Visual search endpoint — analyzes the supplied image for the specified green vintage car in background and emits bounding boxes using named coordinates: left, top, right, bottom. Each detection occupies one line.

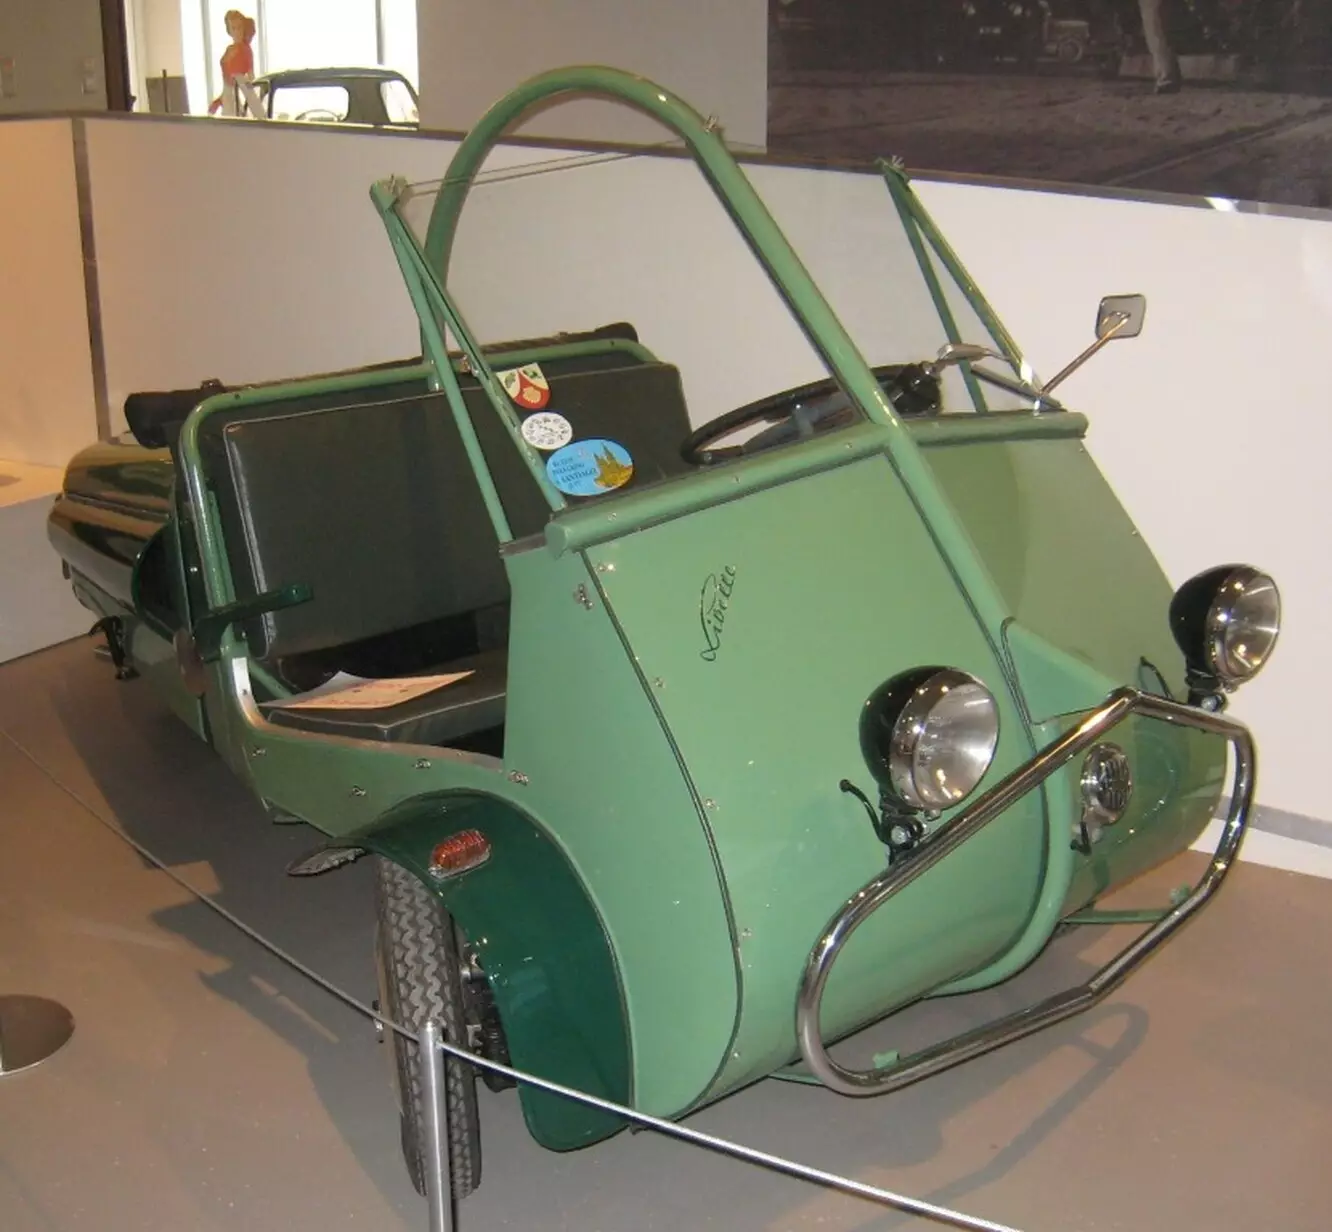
left=47, top=66, right=1279, bottom=1200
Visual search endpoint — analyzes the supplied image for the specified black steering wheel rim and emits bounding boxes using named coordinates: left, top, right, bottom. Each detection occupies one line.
left=680, top=364, right=941, bottom=466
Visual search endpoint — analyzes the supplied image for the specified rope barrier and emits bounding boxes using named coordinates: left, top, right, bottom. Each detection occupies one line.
left=6, top=727, right=1033, bottom=1232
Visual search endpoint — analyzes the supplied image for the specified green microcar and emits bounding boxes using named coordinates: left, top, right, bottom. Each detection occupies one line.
left=47, top=66, right=1279, bottom=1199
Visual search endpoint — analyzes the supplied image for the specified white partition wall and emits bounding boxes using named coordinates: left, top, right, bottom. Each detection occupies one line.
left=83, top=119, right=461, bottom=433
left=0, top=119, right=98, bottom=466
left=416, top=0, right=769, bottom=148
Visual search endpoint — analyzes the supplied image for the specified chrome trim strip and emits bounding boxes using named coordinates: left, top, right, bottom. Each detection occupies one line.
left=795, top=686, right=1255, bottom=1096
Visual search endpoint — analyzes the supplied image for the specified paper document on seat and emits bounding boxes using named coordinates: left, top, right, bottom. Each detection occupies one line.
left=269, top=670, right=475, bottom=711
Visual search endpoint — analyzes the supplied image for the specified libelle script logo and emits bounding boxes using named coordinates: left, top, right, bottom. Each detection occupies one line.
left=699, top=566, right=737, bottom=663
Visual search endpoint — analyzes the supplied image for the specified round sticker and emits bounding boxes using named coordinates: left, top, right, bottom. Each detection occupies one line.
left=545, top=439, right=635, bottom=497
left=520, top=411, right=573, bottom=452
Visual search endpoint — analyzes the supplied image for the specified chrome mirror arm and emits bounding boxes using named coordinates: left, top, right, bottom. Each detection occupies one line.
left=1040, top=311, right=1130, bottom=396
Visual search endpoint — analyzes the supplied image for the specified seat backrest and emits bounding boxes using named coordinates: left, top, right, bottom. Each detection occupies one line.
left=200, top=359, right=692, bottom=662
left=463, top=359, right=694, bottom=541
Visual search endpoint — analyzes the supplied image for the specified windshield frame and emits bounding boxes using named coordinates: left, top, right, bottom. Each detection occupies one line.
left=369, top=66, right=1033, bottom=595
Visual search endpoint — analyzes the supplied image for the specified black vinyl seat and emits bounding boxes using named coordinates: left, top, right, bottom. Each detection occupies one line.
left=196, top=339, right=692, bottom=749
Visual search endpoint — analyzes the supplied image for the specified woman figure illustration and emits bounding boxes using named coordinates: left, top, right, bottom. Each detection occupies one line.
left=209, top=10, right=256, bottom=115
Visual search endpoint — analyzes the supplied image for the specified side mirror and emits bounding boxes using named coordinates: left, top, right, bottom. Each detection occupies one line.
left=1042, top=292, right=1149, bottom=397
left=1095, top=293, right=1147, bottom=341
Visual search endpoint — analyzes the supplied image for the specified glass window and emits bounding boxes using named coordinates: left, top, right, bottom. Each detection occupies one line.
left=757, top=166, right=1036, bottom=415
left=262, top=0, right=378, bottom=74
left=268, top=83, right=350, bottom=122
left=190, top=0, right=416, bottom=117
left=381, top=78, right=419, bottom=125
left=393, top=146, right=844, bottom=510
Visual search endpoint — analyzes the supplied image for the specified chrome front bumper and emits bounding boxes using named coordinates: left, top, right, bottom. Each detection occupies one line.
left=795, top=686, right=1255, bottom=1096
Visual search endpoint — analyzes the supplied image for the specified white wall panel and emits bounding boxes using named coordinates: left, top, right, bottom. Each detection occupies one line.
left=84, top=119, right=461, bottom=431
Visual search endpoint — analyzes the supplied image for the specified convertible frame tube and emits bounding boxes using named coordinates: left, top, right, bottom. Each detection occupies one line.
left=795, top=687, right=1255, bottom=1096
left=415, top=65, right=1023, bottom=642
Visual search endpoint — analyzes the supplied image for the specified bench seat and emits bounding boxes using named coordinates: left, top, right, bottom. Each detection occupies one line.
left=261, top=648, right=507, bottom=747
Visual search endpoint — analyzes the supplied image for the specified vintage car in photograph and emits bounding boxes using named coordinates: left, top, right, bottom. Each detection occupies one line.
left=771, top=0, right=1125, bottom=72
left=250, top=65, right=419, bottom=127
left=46, top=66, right=1278, bottom=1201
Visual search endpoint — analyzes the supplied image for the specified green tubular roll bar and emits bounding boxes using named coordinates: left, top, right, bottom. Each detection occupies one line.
left=384, top=66, right=1018, bottom=626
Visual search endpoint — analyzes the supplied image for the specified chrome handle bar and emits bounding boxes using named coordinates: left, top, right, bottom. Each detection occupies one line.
left=795, top=686, right=1256, bottom=1096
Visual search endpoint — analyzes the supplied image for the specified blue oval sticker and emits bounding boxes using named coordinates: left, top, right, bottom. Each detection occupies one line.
left=545, top=439, right=635, bottom=497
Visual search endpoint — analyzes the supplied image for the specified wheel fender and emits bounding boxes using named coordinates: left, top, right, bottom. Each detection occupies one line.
left=350, top=790, right=630, bottom=1152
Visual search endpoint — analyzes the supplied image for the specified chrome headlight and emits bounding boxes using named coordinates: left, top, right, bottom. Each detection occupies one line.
left=1080, top=743, right=1133, bottom=829
left=860, top=668, right=1000, bottom=812
left=1170, top=565, right=1281, bottom=688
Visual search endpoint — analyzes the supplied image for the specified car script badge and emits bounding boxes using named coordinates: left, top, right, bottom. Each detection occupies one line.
left=497, top=362, right=551, bottom=409
left=546, top=439, right=634, bottom=497
left=699, top=566, right=737, bottom=663
left=521, top=411, right=573, bottom=452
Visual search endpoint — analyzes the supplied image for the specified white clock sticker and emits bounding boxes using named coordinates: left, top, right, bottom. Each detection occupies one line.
left=520, top=412, right=574, bottom=452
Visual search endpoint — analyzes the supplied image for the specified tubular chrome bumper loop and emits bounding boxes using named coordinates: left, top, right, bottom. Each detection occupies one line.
left=796, top=686, right=1256, bottom=1097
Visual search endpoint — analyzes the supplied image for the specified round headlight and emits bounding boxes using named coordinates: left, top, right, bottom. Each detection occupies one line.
left=1080, top=743, right=1133, bottom=830
left=1170, top=565, right=1281, bottom=687
left=860, top=668, right=1000, bottom=812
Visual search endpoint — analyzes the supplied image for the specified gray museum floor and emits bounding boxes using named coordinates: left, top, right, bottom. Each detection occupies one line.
left=2, top=637, right=1328, bottom=1232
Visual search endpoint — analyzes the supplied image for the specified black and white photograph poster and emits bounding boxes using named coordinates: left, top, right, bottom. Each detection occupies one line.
left=768, top=0, right=1332, bottom=209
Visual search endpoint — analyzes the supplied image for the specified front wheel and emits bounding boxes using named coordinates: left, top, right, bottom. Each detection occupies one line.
left=374, top=858, right=482, bottom=1198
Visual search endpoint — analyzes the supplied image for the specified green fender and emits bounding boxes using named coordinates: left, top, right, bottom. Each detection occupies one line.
left=350, top=791, right=630, bottom=1152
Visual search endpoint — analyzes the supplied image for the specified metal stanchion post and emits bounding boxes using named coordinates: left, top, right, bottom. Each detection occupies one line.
left=418, top=1020, right=455, bottom=1232
left=0, top=996, right=75, bottom=1076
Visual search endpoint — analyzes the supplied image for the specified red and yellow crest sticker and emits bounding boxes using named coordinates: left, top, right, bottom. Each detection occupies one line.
left=497, top=362, right=551, bottom=410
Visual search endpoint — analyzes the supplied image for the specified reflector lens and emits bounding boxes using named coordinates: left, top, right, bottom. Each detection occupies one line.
left=428, top=829, right=492, bottom=880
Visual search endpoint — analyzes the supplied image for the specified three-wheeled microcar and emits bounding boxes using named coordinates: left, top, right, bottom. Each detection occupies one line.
left=47, top=66, right=1280, bottom=1199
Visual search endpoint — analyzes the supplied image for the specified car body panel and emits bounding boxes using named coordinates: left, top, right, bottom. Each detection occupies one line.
left=582, top=450, right=1049, bottom=1094
left=499, top=545, right=741, bottom=1118
left=354, top=791, right=632, bottom=1151
left=918, top=421, right=1190, bottom=714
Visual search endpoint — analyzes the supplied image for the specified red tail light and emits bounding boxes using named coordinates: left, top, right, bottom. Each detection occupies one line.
left=428, top=829, right=491, bottom=880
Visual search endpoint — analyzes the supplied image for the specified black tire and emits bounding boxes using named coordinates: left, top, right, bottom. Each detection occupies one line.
left=374, top=857, right=482, bottom=1199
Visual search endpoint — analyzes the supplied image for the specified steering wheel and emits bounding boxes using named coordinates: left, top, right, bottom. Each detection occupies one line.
left=295, top=108, right=341, bottom=123
left=681, top=363, right=941, bottom=466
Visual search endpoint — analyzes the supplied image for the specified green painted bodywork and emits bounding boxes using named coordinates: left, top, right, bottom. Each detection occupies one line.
left=46, top=65, right=1236, bottom=1154
left=352, top=792, right=631, bottom=1150
left=581, top=452, right=1045, bottom=1093
left=917, top=419, right=1189, bottom=712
